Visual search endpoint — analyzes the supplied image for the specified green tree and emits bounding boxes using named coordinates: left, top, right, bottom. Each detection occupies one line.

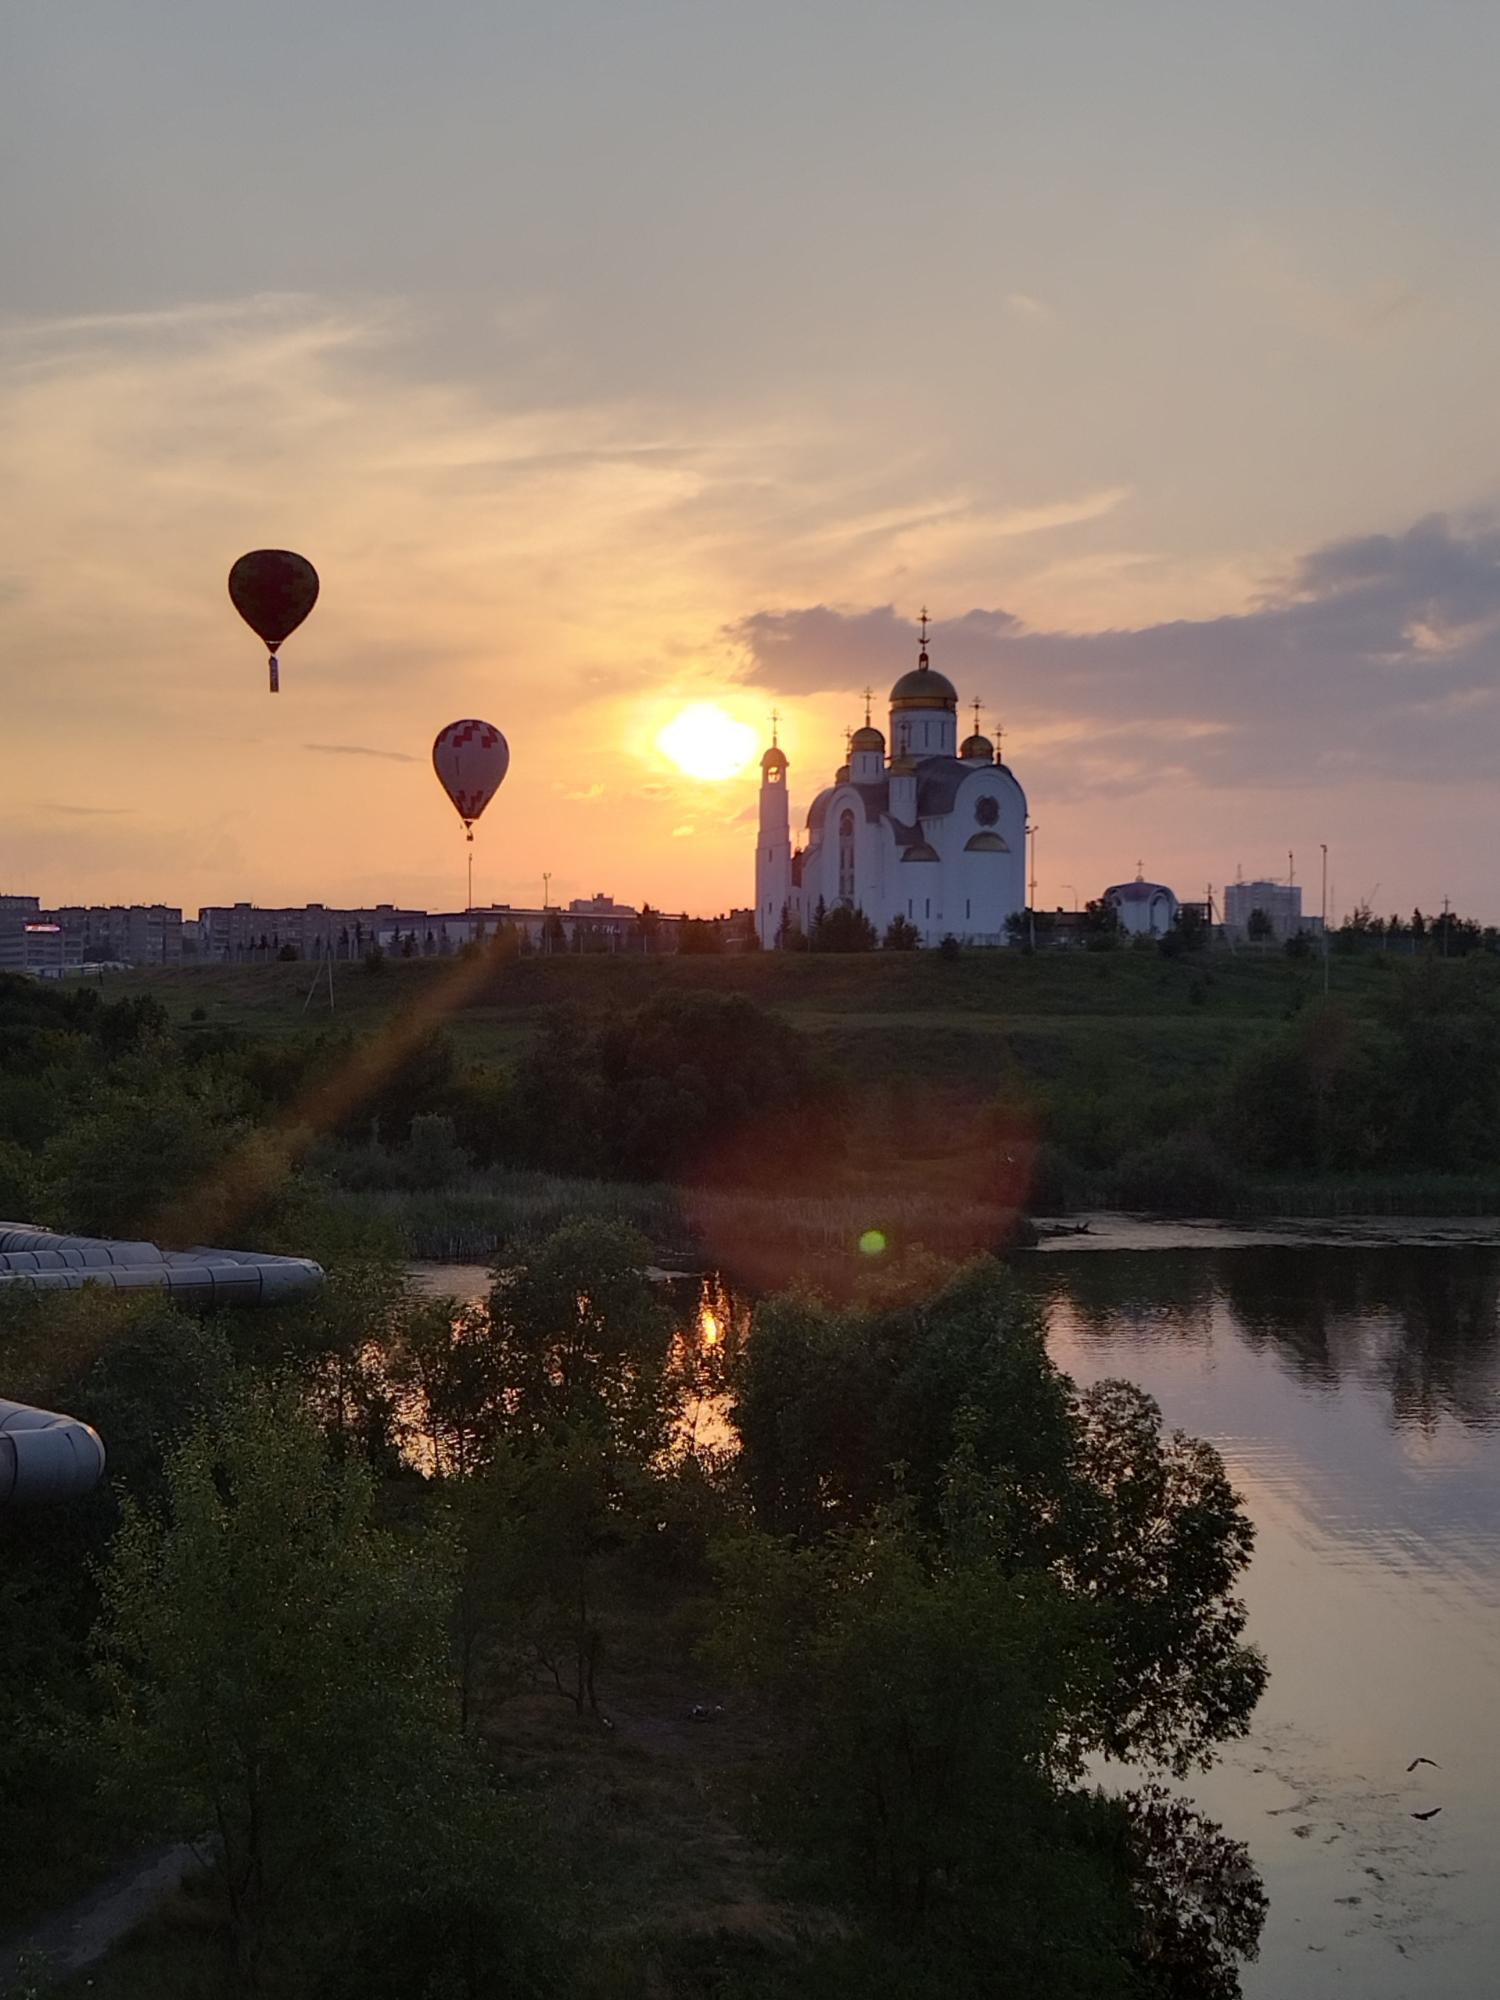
left=1245, top=907, right=1273, bottom=942
left=678, top=917, right=726, bottom=954
left=811, top=904, right=878, bottom=951
left=486, top=1218, right=677, bottom=1460
left=883, top=914, right=921, bottom=950
left=95, top=1386, right=550, bottom=1993
left=731, top=1262, right=1265, bottom=1776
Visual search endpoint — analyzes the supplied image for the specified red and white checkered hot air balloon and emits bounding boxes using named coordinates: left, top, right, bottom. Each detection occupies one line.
left=432, top=719, right=510, bottom=842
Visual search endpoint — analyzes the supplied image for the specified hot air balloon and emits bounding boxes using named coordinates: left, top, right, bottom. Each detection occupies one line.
left=228, top=550, right=319, bottom=694
left=433, top=719, right=510, bottom=907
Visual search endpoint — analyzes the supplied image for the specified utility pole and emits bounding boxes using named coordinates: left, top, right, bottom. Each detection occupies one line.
left=1027, top=821, right=1039, bottom=949
left=1321, top=843, right=1329, bottom=995
left=542, top=872, right=551, bottom=956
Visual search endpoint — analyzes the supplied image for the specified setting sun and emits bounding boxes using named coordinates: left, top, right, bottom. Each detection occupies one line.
left=656, top=704, right=757, bottom=782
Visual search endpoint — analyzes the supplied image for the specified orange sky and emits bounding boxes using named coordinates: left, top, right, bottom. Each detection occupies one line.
left=9, top=5, right=1500, bottom=920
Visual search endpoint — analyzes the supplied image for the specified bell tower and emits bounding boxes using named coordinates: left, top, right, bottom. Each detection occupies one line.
left=755, top=713, right=792, bottom=948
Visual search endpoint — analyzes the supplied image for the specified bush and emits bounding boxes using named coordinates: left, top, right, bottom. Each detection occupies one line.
left=1108, top=1133, right=1246, bottom=1215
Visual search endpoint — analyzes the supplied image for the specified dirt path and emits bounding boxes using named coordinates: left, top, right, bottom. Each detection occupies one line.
left=0, top=1842, right=207, bottom=1993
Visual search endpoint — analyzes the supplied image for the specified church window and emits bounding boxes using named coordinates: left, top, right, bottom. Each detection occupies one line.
left=975, top=796, right=999, bottom=827
left=838, top=809, right=856, bottom=906
left=925, top=898, right=931, bottom=919
left=966, top=899, right=971, bottom=919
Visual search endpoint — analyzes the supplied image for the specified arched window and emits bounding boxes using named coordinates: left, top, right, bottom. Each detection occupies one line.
left=838, top=809, right=856, bottom=906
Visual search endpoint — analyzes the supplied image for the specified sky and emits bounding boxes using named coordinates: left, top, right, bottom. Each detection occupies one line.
left=6, top=0, right=1500, bottom=920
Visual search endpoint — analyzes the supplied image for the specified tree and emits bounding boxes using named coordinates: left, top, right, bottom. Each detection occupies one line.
left=883, top=914, right=920, bottom=950
left=711, top=1504, right=1120, bottom=1960
left=812, top=904, right=877, bottom=952
left=455, top=1421, right=627, bottom=1727
left=677, top=917, right=725, bottom=954
left=711, top=1492, right=1265, bottom=1996
left=730, top=1261, right=1265, bottom=1775
left=1159, top=904, right=1208, bottom=958
left=486, top=1218, right=677, bottom=1460
left=1080, top=898, right=1121, bottom=950
left=1245, top=908, right=1273, bottom=942
left=93, top=1387, right=532, bottom=1992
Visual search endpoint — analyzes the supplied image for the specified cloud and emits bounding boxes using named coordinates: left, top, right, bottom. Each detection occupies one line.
left=306, top=742, right=418, bottom=764
left=1005, top=292, right=1052, bottom=321
left=35, top=803, right=133, bottom=817
left=671, top=824, right=695, bottom=838
left=558, top=782, right=605, bottom=801
left=728, top=514, right=1500, bottom=792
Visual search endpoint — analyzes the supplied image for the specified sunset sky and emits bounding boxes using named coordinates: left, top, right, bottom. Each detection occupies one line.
left=7, top=1, right=1500, bottom=919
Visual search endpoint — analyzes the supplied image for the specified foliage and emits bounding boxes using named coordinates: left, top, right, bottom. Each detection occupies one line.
left=94, top=1385, right=556, bottom=1994
left=882, top=914, right=920, bottom=950
left=731, top=1260, right=1266, bottom=1775
left=810, top=904, right=877, bottom=952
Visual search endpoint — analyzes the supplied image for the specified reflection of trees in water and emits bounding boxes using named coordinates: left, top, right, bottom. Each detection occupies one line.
left=1026, top=1254, right=1219, bottom=1355
left=1035, top=1247, right=1500, bottom=1431
left=1220, top=1247, right=1500, bottom=1430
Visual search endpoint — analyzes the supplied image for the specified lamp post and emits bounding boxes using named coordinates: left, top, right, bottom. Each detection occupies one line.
left=1027, top=821, right=1039, bottom=950
left=1320, top=844, right=1328, bottom=994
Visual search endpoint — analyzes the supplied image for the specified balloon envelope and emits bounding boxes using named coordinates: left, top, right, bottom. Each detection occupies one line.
left=433, top=719, right=510, bottom=829
left=228, top=550, right=319, bottom=650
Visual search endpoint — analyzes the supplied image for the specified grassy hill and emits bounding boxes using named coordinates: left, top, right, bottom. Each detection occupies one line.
left=75, top=943, right=1380, bottom=1080
left=56, top=945, right=1500, bottom=1228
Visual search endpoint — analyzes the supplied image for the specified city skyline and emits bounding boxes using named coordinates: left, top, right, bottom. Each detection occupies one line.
left=8, top=4, right=1500, bottom=916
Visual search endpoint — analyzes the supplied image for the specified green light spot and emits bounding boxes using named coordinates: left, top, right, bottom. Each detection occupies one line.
left=858, top=1229, right=887, bottom=1257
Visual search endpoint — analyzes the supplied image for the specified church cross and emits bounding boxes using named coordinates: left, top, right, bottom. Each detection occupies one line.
left=770, top=707, right=780, bottom=747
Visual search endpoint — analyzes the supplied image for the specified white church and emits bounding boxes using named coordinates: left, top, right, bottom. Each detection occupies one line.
left=754, top=618, right=1029, bottom=948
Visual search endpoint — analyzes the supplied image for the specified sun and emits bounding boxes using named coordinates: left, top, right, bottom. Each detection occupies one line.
left=656, top=703, right=758, bottom=781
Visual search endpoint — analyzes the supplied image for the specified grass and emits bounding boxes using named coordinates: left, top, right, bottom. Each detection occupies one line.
left=343, top=1174, right=1025, bottom=1282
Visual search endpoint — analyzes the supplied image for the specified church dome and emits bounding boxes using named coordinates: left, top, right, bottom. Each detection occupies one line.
left=960, top=731, right=993, bottom=761
left=889, top=662, right=958, bottom=712
left=761, top=743, right=787, bottom=773
left=851, top=723, right=884, bottom=751
left=900, top=839, right=940, bottom=862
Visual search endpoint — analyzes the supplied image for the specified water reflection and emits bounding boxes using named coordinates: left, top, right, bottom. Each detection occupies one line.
left=1026, top=1243, right=1500, bottom=1999
left=1030, top=1246, right=1500, bottom=1432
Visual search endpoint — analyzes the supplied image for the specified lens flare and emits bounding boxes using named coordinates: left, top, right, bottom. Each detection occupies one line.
left=858, top=1229, right=887, bottom=1257
left=657, top=704, right=757, bottom=781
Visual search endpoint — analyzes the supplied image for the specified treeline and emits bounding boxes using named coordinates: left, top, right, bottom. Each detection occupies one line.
left=2, top=1220, right=1267, bottom=1996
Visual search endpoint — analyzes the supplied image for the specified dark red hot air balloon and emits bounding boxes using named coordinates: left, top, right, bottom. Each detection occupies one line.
left=228, top=550, right=319, bottom=694
left=433, top=719, right=510, bottom=839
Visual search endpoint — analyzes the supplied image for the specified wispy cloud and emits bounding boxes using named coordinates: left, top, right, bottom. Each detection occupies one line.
left=306, top=743, right=418, bottom=764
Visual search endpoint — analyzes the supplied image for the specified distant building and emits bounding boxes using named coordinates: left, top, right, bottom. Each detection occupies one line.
left=0, top=920, right=65, bottom=974
left=198, top=903, right=427, bottom=961
left=1103, top=875, right=1180, bottom=938
left=44, top=904, right=183, bottom=967
left=1224, top=879, right=1307, bottom=942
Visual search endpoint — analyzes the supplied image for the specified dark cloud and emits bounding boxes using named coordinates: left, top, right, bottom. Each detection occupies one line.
left=727, top=514, right=1500, bottom=791
left=305, top=742, right=417, bottom=764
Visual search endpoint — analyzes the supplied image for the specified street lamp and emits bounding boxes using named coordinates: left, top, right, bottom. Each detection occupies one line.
left=1320, top=844, right=1328, bottom=994
left=1027, top=822, right=1039, bottom=949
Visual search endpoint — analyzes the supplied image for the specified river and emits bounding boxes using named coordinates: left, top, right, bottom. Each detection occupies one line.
left=411, top=1225, right=1500, bottom=1996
